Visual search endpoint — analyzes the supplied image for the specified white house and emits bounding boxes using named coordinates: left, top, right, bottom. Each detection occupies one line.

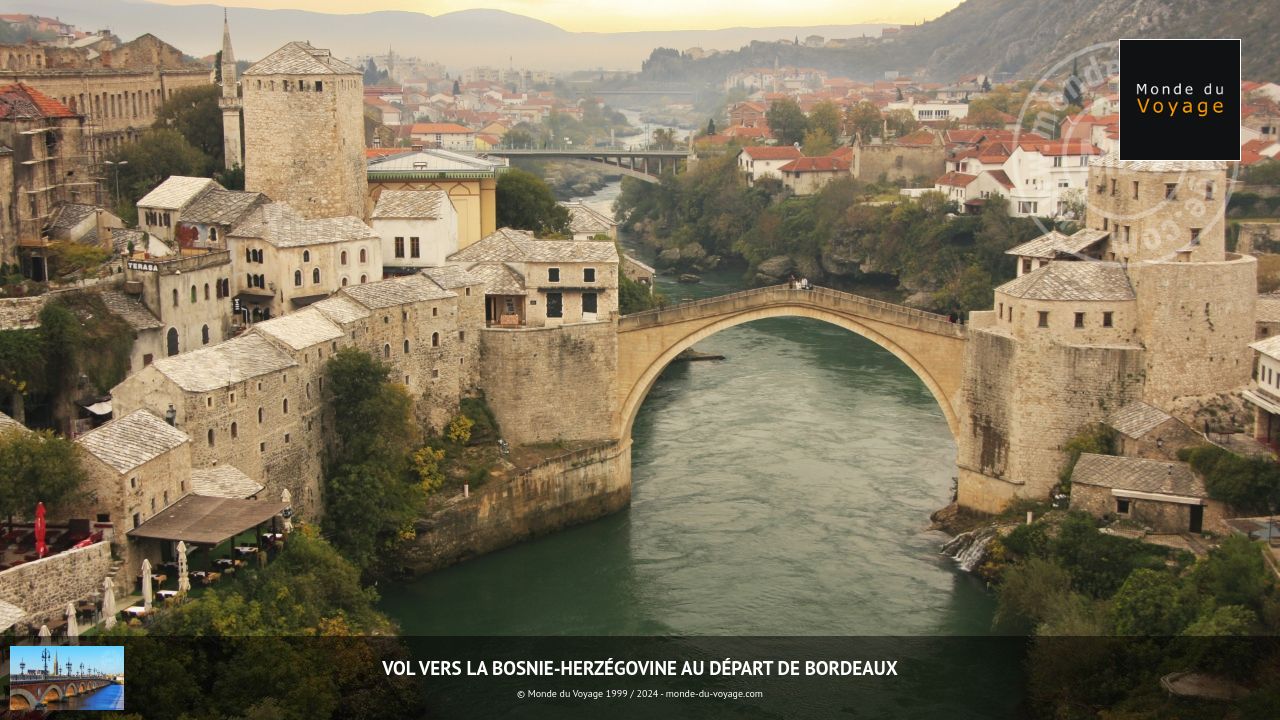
left=885, top=100, right=970, bottom=122
left=736, top=145, right=803, bottom=184
left=409, top=122, right=476, bottom=150
left=370, top=190, right=459, bottom=272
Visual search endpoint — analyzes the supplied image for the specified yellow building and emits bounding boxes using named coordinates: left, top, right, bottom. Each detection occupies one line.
left=367, top=149, right=507, bottom=249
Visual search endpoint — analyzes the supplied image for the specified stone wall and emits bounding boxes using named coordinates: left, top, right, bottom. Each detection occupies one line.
left=854, top=143, right=945, bottom=183
left=0, top=541, right=111, bottom=627
left=1236, top=222, right=1280, bottom=255
left=401, top=441, right=630, bottom=573
left=478, top=321, right=617, bottom=446
left=1071, top=483, right=1228, bottom=535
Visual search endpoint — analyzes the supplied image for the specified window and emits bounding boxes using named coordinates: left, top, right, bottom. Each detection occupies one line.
left=1021, top=258, right=1031, bottom=274
left=1164, top=183, right=1177, bottom=199
left=204, top=283, right=210, bottom=300
left=360, top=274, right=368, bottom=283
left=1102, top=311, right=1113, bottom=328
left=1116, top=498, right=1131, bottom=514
left=190, top=285, right=197, bottom=303
left=172, top=289, right=179, bottom=307
left=432, top=307, right=438, bottom=317
left=359, top=248, right=367, bottom=263
left=998, top=302, right=1004, bottom=318
left=1053, top=156, right=1063, bottom=167
left=546, top=292, right=563, bottom=318
left=432, top=369, right=440, bottom=379
left=1205, top=182, right=1214, bottom=200
left=394, top=237, right=405, bottom=258
left=258, top=407, right=263, bottom=423
left=410, top=237, right=420, bottom=258
left=133, top=513, right=140, bottom=529
left=404, top=339, right=410, bottom=354
left=208, top=429, right=215, bottom=446
left=313, top=268, right=321, bottom=284
left=143, top=353, right=153, bottom=366
left=342, top=277, right=348, bottom=286
left=260, top=442, right=266, bottom=453
left=1110, top=179, right=1116, bottom=196
left=231, top=422, right=238, bottom=439
left=294, top=270, right=302, bottom=286
left=1123, top=225, right=1131, bottom=243
left=383, top=343, right=391, bottom=358
left=1017, top=201, right=1037, bottom=214
left=303, top=250, right=310, bottom=262
left=284, top=433, right=290, bottom=444
left=459, top=330, right=465, bottom=341
left=202, top=324, right=210, bottom=345
left=166, top=327, right=179, bottom=356
left=1037, top=311, right=1049, bottom=327
left=548, top=268, right=561, bottom=283
left=282, top=398, right=288, bottom=414
left=340, top=250, right=348, bottom=265
left=315, top=81, right=322, bottom=91
left=583, top=292, right=598, bottom=314
left=584, top=268, right=596, bottom=282
left=1190, top=228, right=1201, bottom=246
left=1074, top=312, right=1084, bottom=328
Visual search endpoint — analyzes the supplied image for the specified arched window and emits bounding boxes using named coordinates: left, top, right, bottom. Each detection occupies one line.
left=340, top=251, right=347, bottom=265
left=201, top=324, right=210, bottom=345
left=383, top=344, right=391, bottom=358
left=294, top=270, right=302, bottom=286
left=432, top=332, right=440, bottom=347
left=207, top=429, right=215, bottom=446
left=166, top=328, right=179, bottom=356
left=341, top=277, right=348, bottom=286
left=210, top=227, right=218, bottom=242
left=403, top=339, right=410, bottom=354
left=359, top=248, right=367, bottom=263
left=204, top=283, right=210, bottom=300
left=230, top=422, right=238, bottom=439
left=312, top=268, right=320, bottom=284
left=172, top=289, right=179, bottom=307
left=190, top=285, right=197, bottom=303
left=303, top=250, right=310, bottom=262
left=360, top=274, right=368, bottom=283
left=282, top=398, right=289, bottom=414
left=246, top=273, right=253, bottom=287
left=257, top=407, right=263, bottom=423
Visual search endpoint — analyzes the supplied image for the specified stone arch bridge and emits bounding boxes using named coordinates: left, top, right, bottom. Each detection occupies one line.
left=615, top=284, right=969, bottom=447
left=475, top=148, right=692, bottom=182
left=9, top=676, right=116, bottom=710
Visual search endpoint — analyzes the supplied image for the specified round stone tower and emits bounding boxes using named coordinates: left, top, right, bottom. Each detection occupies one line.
left=241, top=41, right=368, bottom=220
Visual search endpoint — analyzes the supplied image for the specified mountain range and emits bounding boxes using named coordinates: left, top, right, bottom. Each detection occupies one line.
left=9, top=0, right=892, bottom=71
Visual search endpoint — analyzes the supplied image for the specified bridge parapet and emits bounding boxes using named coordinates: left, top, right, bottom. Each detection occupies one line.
left=619, top=285, right=966, bottom=339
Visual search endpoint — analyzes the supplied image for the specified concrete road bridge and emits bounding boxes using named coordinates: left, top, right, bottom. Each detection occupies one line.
left=10, top=675, right=117, bottom=710
left=476, top=148, right=692, bottom=182
left=615, top=285, right=969, bottom=440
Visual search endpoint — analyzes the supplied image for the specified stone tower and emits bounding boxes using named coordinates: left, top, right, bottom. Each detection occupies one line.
left=218, top=12, right=243, bottom=170
left=241, top=41, right=368, bottom=220
left=955, top=157, right=1255, bottom=513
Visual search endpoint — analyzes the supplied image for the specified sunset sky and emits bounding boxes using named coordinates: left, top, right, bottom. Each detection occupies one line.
left=146, top=0, right=964, bottom=32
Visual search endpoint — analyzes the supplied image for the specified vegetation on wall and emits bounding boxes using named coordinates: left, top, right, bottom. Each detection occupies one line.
left=1179, top=444, right=1280, bottom=516
left=495, top=168, right=571, bottom=236
left=1057, top=423, right=1118, bottom=488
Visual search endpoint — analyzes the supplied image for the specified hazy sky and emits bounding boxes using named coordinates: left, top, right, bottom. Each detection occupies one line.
left=147, top=1, right=964, bottom=32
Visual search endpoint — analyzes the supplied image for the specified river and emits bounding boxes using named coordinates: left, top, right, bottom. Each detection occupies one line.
left=379, top=182, right=1019, bottom=713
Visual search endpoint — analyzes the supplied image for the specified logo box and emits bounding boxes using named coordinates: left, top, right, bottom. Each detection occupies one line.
left=1119, top=38, right=1241, bottom=161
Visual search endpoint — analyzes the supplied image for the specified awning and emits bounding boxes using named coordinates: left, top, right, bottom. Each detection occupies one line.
left=290, top=293, right=330, bottom=309
left=83, top=401, right=112, bottom=416
left=1243, top=389, right=1280, bottom=416
left=233, top=291, right=273, bottom=304
left=126, top=494, right=288, bottom=546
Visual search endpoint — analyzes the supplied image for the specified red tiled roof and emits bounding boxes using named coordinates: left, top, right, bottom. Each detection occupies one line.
left=0, top=83, right=77, bottom=120
left=740, top=145, right=803, bottom=160
left=1241, top=139, right=1278, bottom=166
left=1032, top=140, right=1102, bottom=156
left=779, top=156, right=850, bottom=173
left=410, top=122, right=473, bottom=134
left=895, top=129, right=937, bottom=147
left=935, top=171, right=977, bottom=187
left=365, top=147, right=406, bottom=158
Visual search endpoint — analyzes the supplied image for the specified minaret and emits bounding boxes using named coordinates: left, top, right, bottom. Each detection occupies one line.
left=219, top=10, right=243, bottom=170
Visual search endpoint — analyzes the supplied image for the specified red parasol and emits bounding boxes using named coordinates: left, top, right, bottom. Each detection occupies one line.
left=34, top=501, right=47, bottom=558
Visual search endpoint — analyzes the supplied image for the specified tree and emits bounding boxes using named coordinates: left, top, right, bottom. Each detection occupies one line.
left=994, top=556, right=1073, bottom=633
left=801, top=128, right=835, bottom=156
left=495, top=168, right=571, bottom=236
left=766, top=99, right=808, bottom=146
left=651, top=127, right=677, bottom=150
left=0, top=428, right=86, bottom=521
left=705, top=118, right=716, bottom=136
left=883, top=109, right=919, bottom=138
left=153, top=84, right=224, bottom=167
left=1063, top=58, right=1085, bottom=108
left=1109, top=569, right=1193, bottom=635
left=807, top=101, right=842, bottom=142
left=844, top=101, right=881, bottom=143
left=966, top=98, right=1009, bottom=129
left=106, top=129, right=211, bottom=222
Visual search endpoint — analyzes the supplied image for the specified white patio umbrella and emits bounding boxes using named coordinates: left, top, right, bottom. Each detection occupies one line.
left=38, top=624, right=50, bottom=644
left=141, top=558, right=153, bottom=613
left=102, top=576, right=117, bottom=630
left=65, top=601, right=79, bottom=645
left=176, top=541, right=190, bottom=594
left=281, top=488, right=293, bottom=533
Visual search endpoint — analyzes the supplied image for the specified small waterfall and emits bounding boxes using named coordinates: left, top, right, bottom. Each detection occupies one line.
left=941, top=527, right=997, bottom=573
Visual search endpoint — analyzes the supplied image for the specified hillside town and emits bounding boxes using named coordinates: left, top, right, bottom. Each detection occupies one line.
left=0, top=6, right=1278, bottom=715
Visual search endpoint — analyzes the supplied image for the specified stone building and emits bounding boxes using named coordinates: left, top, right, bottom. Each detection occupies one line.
left=0, top=34, right=210, bottom=155
left=135, top=175, right=266, bottom=251
left=370, top=190, right=458, bottom=273
left=1244, top=334, right=1280, bottom=449
left=560, top=201, right=618, bottom=241
left=958, top=158, right=1256, bottom=512
left=242, top=42, right=367, bottom=220
left=446, top=228, right=618, bottom=327
left=366, top=149, right=507, bottom=249
left=63, top=409, right=193, bottom=571
left=227, top=202, right=382, bottom=320
left=1069, top=453, right=1225, bottom=535
left=0, top=83, right=95, bottom=271
left=121, top=250, right=234, bottom=360
left=1106, top=400, right=1201, bottom=461
left=779, top=156, right=851, bottom=196
left=136, top=176, right=218, bottom=244
left=853, top=131, right=946, bottom=182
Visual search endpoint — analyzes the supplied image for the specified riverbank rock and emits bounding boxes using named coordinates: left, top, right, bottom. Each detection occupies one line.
left=656, top=247, right=683, bottom=268
left=756, top=255, right=794, bottom=282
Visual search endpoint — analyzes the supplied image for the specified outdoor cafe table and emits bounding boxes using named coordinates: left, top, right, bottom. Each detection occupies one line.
left=123, top=605, right=148, bottom=618
left=233, top=546, right=259, bottom=557
left=156, top=590, right=178, bottom=602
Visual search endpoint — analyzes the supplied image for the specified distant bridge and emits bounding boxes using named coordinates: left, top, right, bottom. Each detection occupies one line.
left=476, top=148, right=693, bottom=182
left=10, top=675, right=117, bottom=710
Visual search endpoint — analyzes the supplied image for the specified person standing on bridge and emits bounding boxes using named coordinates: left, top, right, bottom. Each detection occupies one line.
left=799, top=277, right=811, bottom=290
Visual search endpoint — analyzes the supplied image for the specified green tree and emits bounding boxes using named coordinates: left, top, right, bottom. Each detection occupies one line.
left=766, top=98, right=809, bottom=146
left=994, top=556, right=1073, bottom=633
left=883, top=108, right=919, bottom=138
left=153, top=84, right=225, bottom=167
left=0, top=428, right=86, bottom=521
left=107, top=128, right=212, bottom=222
left=807, top=100, right=842, bottom=141
left=705, top=118, right=717, bottom=136
left=1108, top=569, right=1193, bottom=635
left=801, top=128, right=835, bottom=156
left=1191, top=534, right=1273, bottom=611
left=844, top=101, right=881, bottom=143
left=495, top=168, right=571, bottom=236
left=1181, top=444, right=1280, bottom=515
left=651, top=127, right=677, bottom=150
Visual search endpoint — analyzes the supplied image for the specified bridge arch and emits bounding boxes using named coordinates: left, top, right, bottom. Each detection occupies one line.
left=41, top=685, right=64, bottom=704
left=10, top=688, right=37, bottom=710
left=616, top=287, right=967, bottom=443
